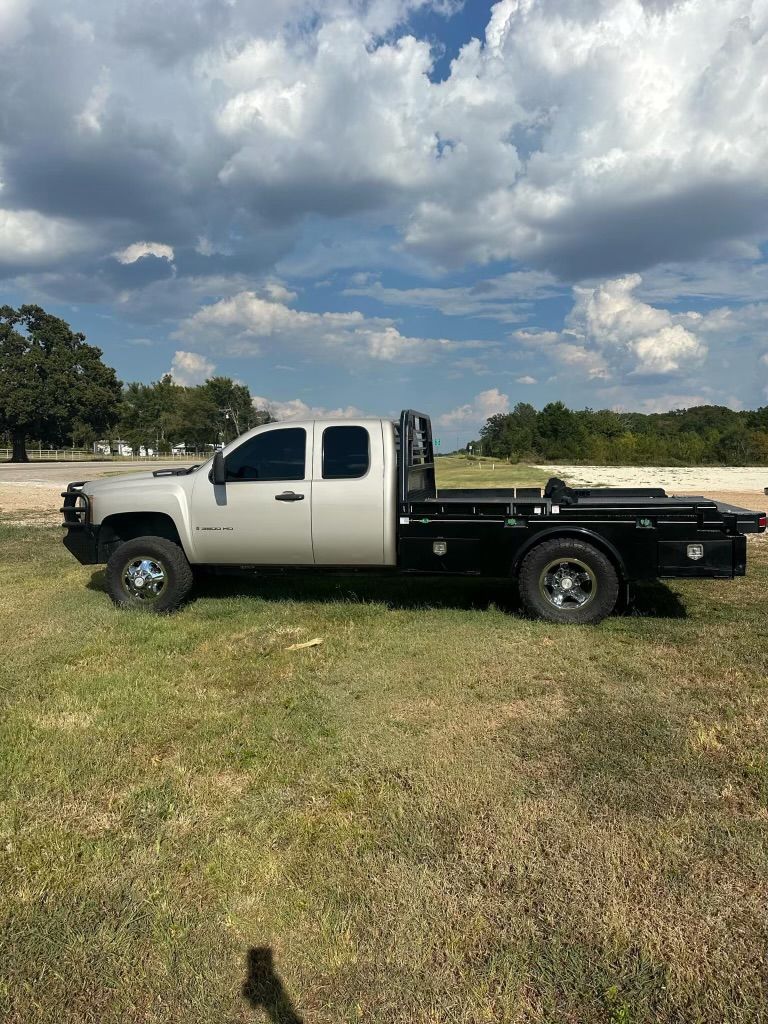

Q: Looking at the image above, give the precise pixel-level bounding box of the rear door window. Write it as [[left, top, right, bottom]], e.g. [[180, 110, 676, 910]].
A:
[[322, 426, 370, 479]]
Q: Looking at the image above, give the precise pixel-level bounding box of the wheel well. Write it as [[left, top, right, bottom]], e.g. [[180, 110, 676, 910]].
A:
[[512, 530, 626, 581], [98, 512, 183, 559]]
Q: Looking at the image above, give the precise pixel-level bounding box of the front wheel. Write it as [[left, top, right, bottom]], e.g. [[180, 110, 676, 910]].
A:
[[106, 536, 194, 613], [518, 538, 619, 625]]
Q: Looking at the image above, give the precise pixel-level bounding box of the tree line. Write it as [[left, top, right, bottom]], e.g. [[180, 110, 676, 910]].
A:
[[474, 401, 768, 465], [0, 304, 271, 460]]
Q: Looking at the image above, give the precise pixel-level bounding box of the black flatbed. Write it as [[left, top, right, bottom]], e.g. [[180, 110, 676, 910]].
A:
[[396, 410, 766, 586]]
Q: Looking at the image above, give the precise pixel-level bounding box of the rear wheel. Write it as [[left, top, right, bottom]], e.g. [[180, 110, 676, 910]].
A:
[[106, 536, 193, 613], [518, 538, 619, 624]]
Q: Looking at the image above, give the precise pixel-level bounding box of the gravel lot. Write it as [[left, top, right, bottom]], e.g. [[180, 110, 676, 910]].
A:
[[0, 462, 185, 525]]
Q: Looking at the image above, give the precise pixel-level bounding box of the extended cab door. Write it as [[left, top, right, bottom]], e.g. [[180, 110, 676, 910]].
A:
[[190, 425, 314, 564], [311, 421, 389, 565]]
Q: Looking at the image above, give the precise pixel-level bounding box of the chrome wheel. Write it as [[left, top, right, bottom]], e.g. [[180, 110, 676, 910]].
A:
[[539, 557, 596, 610], [121, 556, 167, 602]]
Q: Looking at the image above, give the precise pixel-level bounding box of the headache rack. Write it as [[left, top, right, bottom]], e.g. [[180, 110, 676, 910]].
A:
[[398, 409, 437, 505], [60, 482, 91, 529]]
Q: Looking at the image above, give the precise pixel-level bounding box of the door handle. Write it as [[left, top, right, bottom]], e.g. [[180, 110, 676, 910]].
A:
[[275, 491, 305, 501]]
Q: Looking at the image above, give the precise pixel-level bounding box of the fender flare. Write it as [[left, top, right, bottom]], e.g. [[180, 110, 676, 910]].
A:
[[511, 526, 628, 580]]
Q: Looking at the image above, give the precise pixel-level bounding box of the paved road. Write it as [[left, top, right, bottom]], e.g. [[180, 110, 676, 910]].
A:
[[0, 460, 191, 486]]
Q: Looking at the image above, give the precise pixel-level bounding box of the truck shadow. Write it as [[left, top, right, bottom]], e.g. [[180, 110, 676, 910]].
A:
[[241, 947, 304, 1023], [626, 581, 687, 619], [86, 568, 688, 620], [191, 571, 522, 613]]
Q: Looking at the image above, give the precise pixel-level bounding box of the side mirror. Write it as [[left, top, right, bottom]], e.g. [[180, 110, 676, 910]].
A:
[[211, 449, 227, 486]]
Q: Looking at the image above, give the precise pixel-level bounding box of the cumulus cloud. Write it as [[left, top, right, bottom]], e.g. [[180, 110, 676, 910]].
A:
[[0, 208, 92, 265], [1, 0, 767, 284], [403, 0, 768, 274], [168, 350, 215, 385], [516, 274, 706, 382], [567, 275, 706, 376], [437, 388, 510, 428], [113, 241, 175, 265], [251, 396, 366, 421], [174, 288, 457, 363], [516, 375, 537, 385], [0, 0, 766, 413]]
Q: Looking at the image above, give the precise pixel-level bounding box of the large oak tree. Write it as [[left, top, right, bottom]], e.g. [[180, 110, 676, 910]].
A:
[[0, 305, 122, 462]]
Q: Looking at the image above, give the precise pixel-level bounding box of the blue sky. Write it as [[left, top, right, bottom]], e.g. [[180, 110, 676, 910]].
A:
[[1, 0, 767, 440]]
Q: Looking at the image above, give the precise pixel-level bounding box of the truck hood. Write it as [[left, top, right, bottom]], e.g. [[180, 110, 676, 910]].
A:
[[83, 470, 187, 495]]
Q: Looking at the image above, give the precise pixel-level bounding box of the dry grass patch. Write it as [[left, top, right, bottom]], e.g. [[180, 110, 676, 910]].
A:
[[1, 525, 767, 1023]]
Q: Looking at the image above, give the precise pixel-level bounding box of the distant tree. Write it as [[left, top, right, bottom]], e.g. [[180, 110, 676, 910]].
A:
[[0, 305, 122, 462], [118, 376, 183, 453], [199, 377, 261, 441], [474, 401, 768, 467], [536, 401, 585, 460], [173, 386, 220, 449], [748, 431, 768, 462]]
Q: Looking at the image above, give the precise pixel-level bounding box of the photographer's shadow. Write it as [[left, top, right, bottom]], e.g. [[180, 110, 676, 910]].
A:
[[242, 947, 303, 1023]]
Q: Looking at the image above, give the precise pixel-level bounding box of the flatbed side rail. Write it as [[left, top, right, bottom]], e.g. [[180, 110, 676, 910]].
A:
[[710, 500, 767, 535], [60, 482, 90, 529]]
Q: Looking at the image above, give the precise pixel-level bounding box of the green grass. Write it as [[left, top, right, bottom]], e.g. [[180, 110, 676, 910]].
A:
[[1, 524, 767, 1023], [436, 456, 549, 490]]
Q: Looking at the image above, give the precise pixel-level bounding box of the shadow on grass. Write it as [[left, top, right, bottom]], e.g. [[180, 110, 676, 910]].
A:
[[626, 581, 687, 619], [87, 567, 687, 619], [242, 947, 304, 1023]]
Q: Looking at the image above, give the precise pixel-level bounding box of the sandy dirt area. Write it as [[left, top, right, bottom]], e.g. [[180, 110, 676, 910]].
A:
[[0, 461, 182, 526], [538, 464, 768, 492], [0, 483, 63, 525]]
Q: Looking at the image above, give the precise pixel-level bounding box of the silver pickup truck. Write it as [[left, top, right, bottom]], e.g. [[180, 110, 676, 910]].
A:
[[62, 409, 766, 623]]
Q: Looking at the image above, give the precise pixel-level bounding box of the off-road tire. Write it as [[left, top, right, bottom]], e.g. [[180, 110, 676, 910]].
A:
[[106, 536, 194, 613], [518, 538, 619, 625]]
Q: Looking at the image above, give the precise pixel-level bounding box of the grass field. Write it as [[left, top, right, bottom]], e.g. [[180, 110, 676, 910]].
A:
[[1, 460, 767, 1023], [435, 457, 549, 490]]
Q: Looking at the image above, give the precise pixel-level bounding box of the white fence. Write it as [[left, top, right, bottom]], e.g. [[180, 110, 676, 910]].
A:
[[0, 449, 209, 462]]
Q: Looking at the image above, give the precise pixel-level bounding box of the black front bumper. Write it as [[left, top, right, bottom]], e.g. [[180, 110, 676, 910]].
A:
[[61, 482, 100, 564], [63, 525, 101, 565]]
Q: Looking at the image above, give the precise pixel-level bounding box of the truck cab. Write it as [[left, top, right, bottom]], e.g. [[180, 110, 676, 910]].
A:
[[62, 409, 766, 624]]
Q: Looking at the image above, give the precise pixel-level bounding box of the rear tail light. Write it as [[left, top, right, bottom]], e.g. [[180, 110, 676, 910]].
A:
[[759, 514, 766, 532]]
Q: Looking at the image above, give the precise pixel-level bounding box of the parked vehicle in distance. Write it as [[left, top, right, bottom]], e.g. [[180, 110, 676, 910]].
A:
[[62, 410, 767, 623]]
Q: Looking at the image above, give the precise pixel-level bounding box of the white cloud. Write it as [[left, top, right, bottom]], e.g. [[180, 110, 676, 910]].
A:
[[113, 241, 175, 264], [512, 274, 708, 382], [174, 288, 457, 363], [515, 375, 537, 385], [0, 0, 31, 47], [168, 350, 215, 385], [632, 394, 713, 414], [345, 270, 560, 322], [437, 388, 510, 428], [566, 275, 706, 376], [0, 208, 92, 265], [75, 67, 111, 134], [401, 0, 768, 273], [251, 396, 365, 421]]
